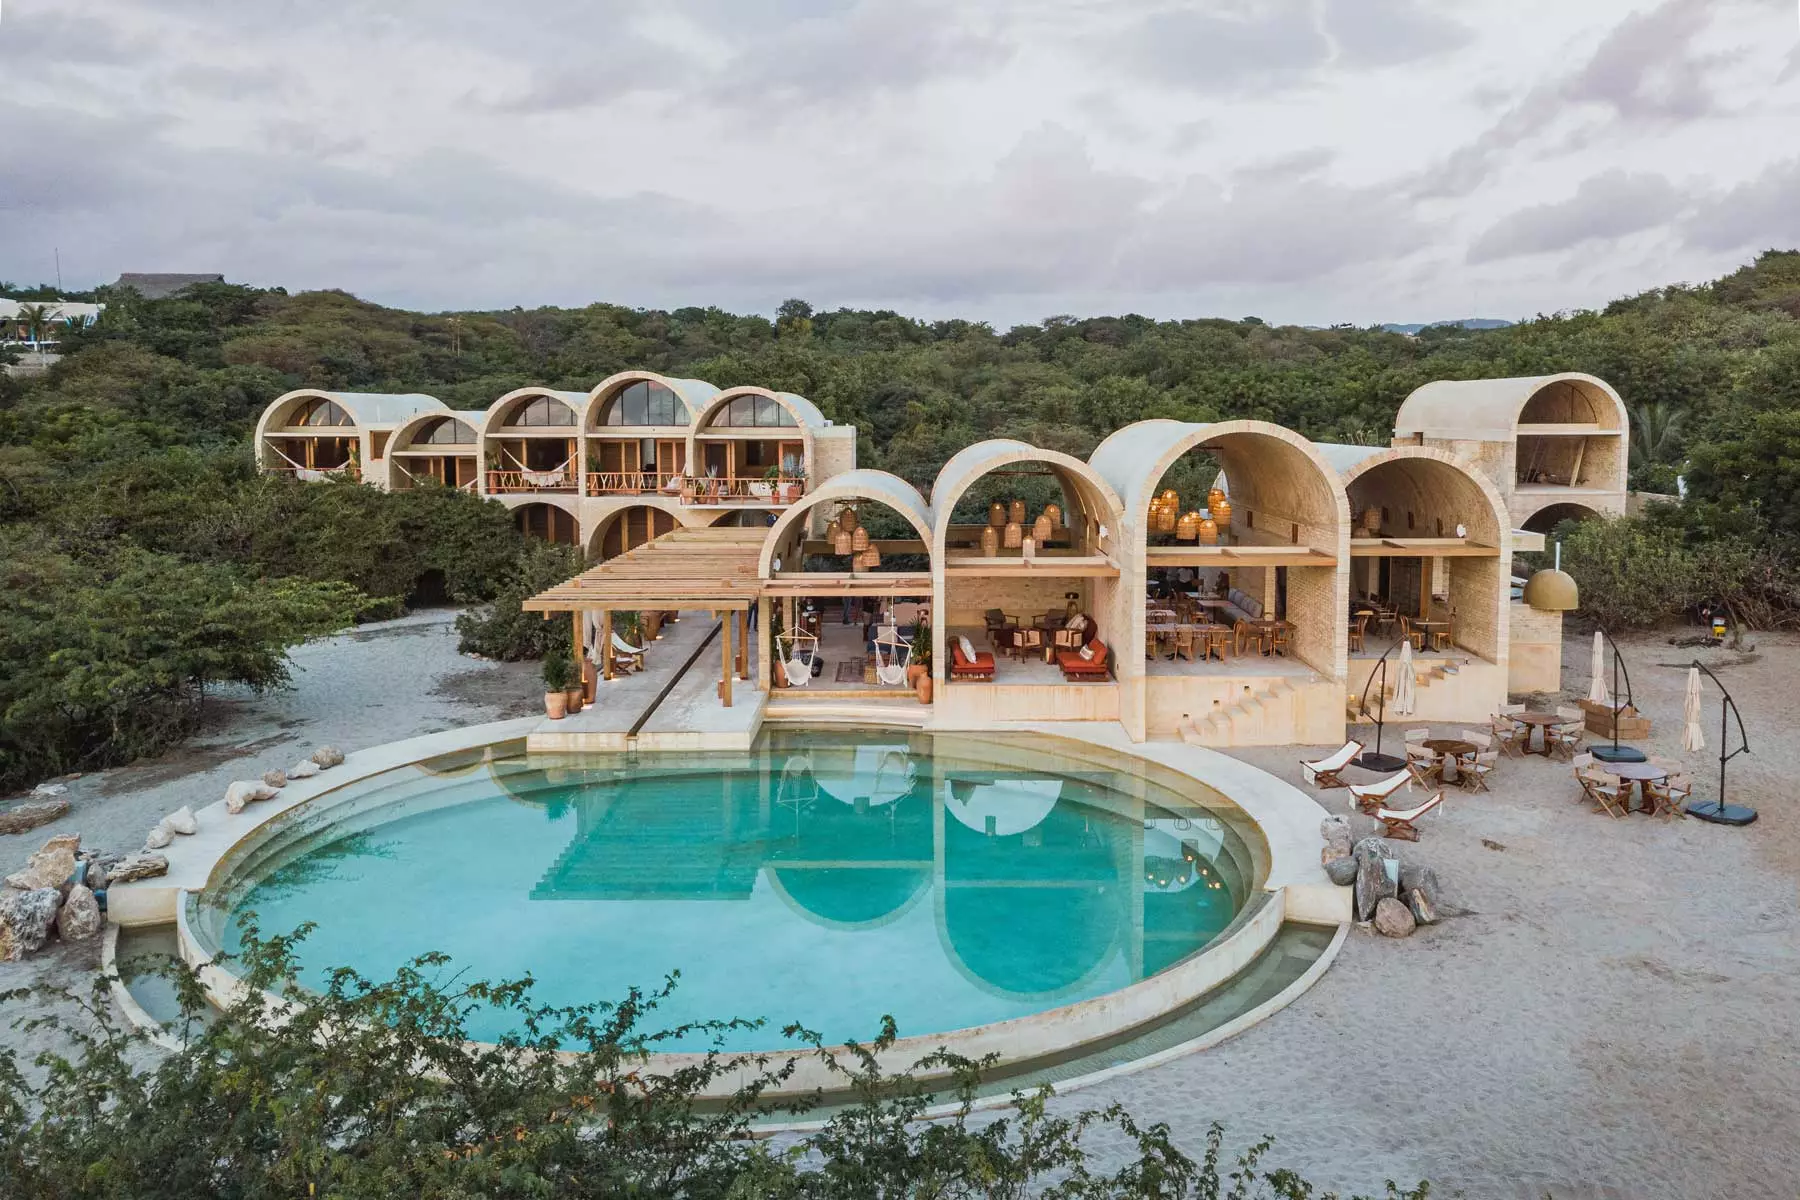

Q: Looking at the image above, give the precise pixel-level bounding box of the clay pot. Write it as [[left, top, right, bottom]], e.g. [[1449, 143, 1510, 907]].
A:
[[989, 501, 1006, 527], [915, 674, 934, 704], [565, 688, 584, 714], [544, 691, 568, 720], [906, 662, 925, 687], [981, 526, 999, 557]]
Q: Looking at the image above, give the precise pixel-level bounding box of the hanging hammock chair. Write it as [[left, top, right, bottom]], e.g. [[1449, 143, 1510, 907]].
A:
[[872, 625, 912, 686], [778, 628, 820, 688], [777, 754, 818, 817]]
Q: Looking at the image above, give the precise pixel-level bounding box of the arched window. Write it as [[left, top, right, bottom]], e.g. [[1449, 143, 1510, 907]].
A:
[[292, 397, 353, 427], [598, 381, 685, 426], [502, 395, 576, 427], [413, 417, 475, 445], [710, 394, 797, 428]]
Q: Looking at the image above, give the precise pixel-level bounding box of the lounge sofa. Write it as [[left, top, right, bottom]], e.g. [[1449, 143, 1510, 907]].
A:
[[950, 636, 995, 681], [1057, 638, 1111, 681], [1219, 587, 1265, 625]]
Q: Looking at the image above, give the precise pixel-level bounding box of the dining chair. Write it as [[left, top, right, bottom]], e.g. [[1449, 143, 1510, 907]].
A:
[[1348, 611, 1368, 653], [1269, 622, 1290, 657], [1463, 749, 1498, 793]]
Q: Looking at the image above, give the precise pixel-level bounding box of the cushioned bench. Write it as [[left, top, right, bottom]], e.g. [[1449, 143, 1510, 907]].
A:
[[1218, 587, 1265, 625], [951, 637, 995, 681], [1058, 639, 1111, 681]]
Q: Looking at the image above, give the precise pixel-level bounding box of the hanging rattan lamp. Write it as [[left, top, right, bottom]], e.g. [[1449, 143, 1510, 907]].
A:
[[1009, 498, 1026, 525], [1044, 502, 1063, 527], [1003, 518, 1023, 549], [852, 525, 870, 553], [981, 525, 999, 556], [833, 523, 853, 555], [860, 543, 881, 570], [1176, 511, 1202, 541], [839, 506, 859, 532], [1032, 512, 1053, 542], [1197, 516, 1219, 545], [988, 501, 1006, 527]]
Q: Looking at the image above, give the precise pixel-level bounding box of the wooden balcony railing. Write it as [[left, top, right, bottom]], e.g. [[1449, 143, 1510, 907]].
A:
[[585, 470, 681, 497], [269, 464, 361, 483], [486, 469, 577, 494], [681, 476, 806, 505]]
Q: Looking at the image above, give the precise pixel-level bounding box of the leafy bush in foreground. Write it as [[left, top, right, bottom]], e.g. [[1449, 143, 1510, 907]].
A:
[[1, 925, 1426, 1199]]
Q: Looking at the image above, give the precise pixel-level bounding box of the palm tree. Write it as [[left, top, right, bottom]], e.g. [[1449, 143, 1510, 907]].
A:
[[16, 303, 53, 352], [1630, 401, 1683, 468]]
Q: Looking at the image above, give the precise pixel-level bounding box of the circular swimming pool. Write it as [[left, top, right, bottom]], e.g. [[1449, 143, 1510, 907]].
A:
[[191, 730, 1264, 1053]]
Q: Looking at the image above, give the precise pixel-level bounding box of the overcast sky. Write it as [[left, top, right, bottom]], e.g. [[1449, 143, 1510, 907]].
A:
[[1, 0, 1796, 325]]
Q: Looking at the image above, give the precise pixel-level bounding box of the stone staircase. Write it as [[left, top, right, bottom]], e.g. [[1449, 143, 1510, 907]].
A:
[[1346, 658, 1462, 723], [764, 697, 931, 728], [1178, 679, 1300, 747]]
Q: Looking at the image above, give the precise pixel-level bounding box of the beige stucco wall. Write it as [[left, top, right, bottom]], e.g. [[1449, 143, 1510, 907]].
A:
[[1508, 602, 1564, 694], [812, 427, 858, 486]]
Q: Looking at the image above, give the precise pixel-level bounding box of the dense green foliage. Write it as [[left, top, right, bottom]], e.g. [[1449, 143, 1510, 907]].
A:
[[6, 252, 1800, 785], [1, 927, 1427, 1199]]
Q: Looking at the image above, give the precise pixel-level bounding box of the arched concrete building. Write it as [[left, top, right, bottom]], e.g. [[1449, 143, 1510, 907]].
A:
[[385, 411, 484, 491], [1394, 373, 1629, 532], [255, 389, 448, 485]]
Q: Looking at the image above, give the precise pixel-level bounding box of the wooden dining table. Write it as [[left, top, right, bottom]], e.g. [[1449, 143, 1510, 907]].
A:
[[1412, 619, 1450, 651], [1511, 711, 1570, 756], [1146, 622, 1232, 661], [1606, 760, 1669, 813]]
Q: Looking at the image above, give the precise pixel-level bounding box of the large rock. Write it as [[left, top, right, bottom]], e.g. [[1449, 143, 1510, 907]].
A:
[[31, 782, 69, 798], [144, 823, 174, 850], [310, 746, 345, 769], [0, 888, 61, 960], [1324, 856, 1359, 887], [0, 798, 70, 836], [5, 834, 80, 891], [1345, 812, 1384, 842], [85, 861, 108, 892], [288, 760, 320, 780], [1408, 888, 1438, 926], [1319, 815, 1353, 862], [1373, 896, 1417, 938], [225, 780, 279, 814], [1352, 837, 1397, 923], [262, 769, 288, 790], [1399, 864, 1440, 908], [107, 854, 169, 884], [57, 884, 101, 941], [164, 806, 199, 836]]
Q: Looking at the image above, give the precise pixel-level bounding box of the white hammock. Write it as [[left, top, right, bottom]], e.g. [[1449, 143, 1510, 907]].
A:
[[779, 629, 818, 688], [873, 625, 911, 686], [500, 445, 572, 487]]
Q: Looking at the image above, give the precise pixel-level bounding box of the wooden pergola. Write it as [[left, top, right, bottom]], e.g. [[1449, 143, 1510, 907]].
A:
[[522, 526, 767, 706]]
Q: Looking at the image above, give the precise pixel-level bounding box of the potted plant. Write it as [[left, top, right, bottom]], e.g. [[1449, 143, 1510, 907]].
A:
[[780, 456, 806, 504], [912, 621, 933, 704], [542, 641, 575, 719]]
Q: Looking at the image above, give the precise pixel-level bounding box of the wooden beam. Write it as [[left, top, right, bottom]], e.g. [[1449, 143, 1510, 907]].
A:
[[735, 609, 749, 680], [720, 610, 734, 708], [942, 556, 1120, 578], [601, 609, 614, 682]]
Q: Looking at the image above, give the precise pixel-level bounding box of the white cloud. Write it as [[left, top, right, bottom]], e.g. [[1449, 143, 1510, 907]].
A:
[[1468, 170, 1687, 263]]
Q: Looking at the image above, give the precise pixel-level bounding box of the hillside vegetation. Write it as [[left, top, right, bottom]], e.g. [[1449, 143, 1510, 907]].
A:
[[3, 252, 1799, 787]]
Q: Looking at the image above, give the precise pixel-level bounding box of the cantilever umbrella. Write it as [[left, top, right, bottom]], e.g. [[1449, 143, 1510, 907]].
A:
[[1586, 631, 1611, 706], [1392, 639, 1418, 717], [1683, 666, 1706, 753]]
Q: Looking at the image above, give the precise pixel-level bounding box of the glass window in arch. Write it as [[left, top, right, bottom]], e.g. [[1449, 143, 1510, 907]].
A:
[[413, 417, 475, 446], [292, 397, 353, 426], [599, 381, 685, 426], [503, 395, 576, 427], [711, 394, 797, 428]]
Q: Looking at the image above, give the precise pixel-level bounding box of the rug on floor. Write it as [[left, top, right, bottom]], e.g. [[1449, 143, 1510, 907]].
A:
[[835, 657, 867, 682]]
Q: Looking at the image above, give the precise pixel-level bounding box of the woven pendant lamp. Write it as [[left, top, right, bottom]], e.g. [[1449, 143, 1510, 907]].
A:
[[1009, 498, 1026, 525], [1032, 513, 1053, 542], [860, 543, 881, 569], [1003, 519, 1023, 549], [852, 525, 870, 553], [1044, 503, 1063, 527], [839, 506, 859, 532], [1197, 516, 1219, 545], [1211, 496, 1233, 529], [833, 525, 853, 555], [989, 502, 1006, 527], [981, 526, 999, 557], [1176, 511, 1202, 541]]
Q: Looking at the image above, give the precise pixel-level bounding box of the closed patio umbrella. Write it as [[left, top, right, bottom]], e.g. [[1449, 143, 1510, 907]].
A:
[[1392, 640, 1417, 716], [1683, 666, 1706, 753], [1587, 631, 1611, 705]]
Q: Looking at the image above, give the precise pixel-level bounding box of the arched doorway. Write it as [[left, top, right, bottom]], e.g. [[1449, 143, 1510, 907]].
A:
[[591, 504, 678, 561], [514, 502, 580, 545], [1520, 501, 1602, 534]]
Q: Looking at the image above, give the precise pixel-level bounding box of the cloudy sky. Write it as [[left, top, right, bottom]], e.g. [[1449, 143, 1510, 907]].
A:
[[1, 0, 1796, 325]]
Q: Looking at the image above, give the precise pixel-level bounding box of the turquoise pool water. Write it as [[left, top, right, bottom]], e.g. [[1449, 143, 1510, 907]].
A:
[[205, 731, 1259, 1050]]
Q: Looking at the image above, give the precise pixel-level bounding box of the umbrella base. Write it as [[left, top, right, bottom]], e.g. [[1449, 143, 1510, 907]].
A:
[[1686, 801, 1757, 826], [1354, 753, 1408, 773], [1590, 745, 1647, 764]]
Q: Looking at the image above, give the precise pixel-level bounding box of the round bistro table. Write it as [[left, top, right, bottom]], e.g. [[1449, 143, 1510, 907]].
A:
[[1423, 738, 1479, 782], [1512, 711, 1570, 756], [1605, 760, 1669, 813]]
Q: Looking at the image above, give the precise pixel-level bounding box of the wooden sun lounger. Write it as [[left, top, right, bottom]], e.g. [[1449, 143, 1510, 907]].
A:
[[1348, 769, 1412, 815], [1376, 791, 1444, 841], [1300, 740, 1364, 790]]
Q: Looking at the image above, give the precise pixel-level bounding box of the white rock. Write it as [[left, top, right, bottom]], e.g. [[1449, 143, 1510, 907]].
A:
[[31, 782, 69, 797], [262, 768, 288, 789], [0, 888, 61, 960], [164, 806, 199, 836], [57, 885, 102, 941], [310, 745, 345, 769], [224, 780, 279, 813], [288, 760, 320, 780], [144, 823, 174, 850]]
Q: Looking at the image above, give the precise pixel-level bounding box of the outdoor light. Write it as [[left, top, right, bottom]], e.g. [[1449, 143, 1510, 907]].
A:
[[1523, 541, 1580, 611]]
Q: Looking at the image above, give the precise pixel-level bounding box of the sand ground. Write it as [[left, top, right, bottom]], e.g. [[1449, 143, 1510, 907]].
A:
[[3, 619, 1795, 1199]]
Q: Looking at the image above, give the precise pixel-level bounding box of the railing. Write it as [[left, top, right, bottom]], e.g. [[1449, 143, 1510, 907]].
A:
[[585, 470, 680, 497], [268, 464, 361, 483], [681, 476, 806, 505], [486, 469, 577, 493]]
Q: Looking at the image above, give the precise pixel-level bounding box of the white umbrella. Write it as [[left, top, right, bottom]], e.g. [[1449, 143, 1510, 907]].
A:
[[1683, 667, 1706, 753], [1587, 631, 1611, 705], [1391, 639, 1417, 716]]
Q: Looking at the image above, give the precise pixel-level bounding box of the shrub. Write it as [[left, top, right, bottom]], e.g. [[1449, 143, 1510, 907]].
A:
[[456, 539, 584, 660], [0, 926, 1431, 1199]]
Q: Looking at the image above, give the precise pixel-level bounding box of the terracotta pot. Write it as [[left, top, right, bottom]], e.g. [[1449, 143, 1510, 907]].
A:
[[906, 662, 925, 687], [544, 691, 568, 720], [565, 688, 584, 714], [915, 674, 933, 704]]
